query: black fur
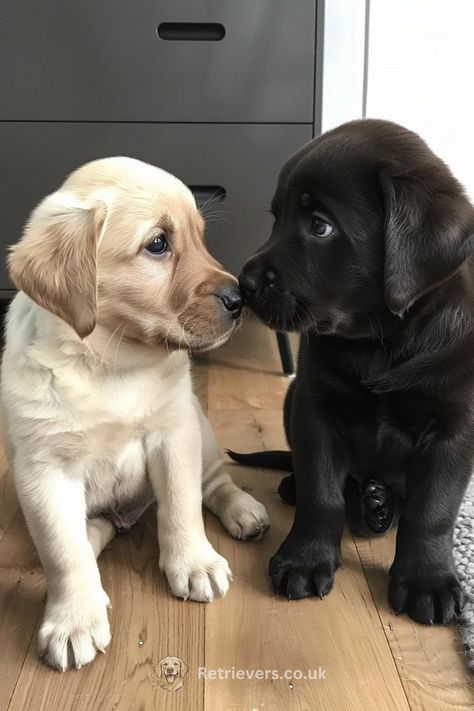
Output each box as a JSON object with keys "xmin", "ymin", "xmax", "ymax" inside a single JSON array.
[
  {"xmin": 233, "ymin": 119, "xmax": 474, "ymax": 624},
  {"xmin": 226, "ymin": 449, "xmax": 292, "ymax": 471}
]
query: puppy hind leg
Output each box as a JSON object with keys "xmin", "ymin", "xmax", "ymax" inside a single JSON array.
[
  {"xmin": 87, "ymin": 517, "xmax": 116, "ymax": 558},
  {"xmin": 196, "ymin": 397, "xmax": 270, "ymax": 540},
  {"xmin": 360, "ymin": 477, "xmax": 397, "ymax": 534},
  {"xmin": 203, "ymin": 459, "xmax": 270, "ymax": 540},
  {"xmin": 344, "ymin": 476, "xmax": 397, "ymax": 537}
]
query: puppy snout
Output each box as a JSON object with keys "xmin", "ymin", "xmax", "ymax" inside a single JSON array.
[
  {"xmin": 216, "ymin": 284, "xmax": 242, "ymax": 320},
  {"xmin": 240, "ymin": 264, "xmax": 277, "ymax": 298},
  {"xmin": 239, "ymin": 271, "xmax": 260, "ymax": 294}
]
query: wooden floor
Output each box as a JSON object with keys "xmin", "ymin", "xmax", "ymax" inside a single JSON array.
[{"xmin": 1, "ymin": 316, "xmax": 473, "ymax": 710}]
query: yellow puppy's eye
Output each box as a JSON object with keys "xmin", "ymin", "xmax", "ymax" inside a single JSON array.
[{"xmin": 144, "ymin": 234, "xmax": 168, "ymax": 256}]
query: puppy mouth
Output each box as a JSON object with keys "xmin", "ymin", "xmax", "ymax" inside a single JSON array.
[
  {"xmin": 243, "ymin": 290, "xmax": 307, "ymax": 332},
  {"xmin": 171, "ymin": 292, "xmax": 242, "ymax": 351},
  {"xmin": 242, "ymin": 288, "xmax": 298, "ymax": 331},
  {"xmin": 244, "ymin": 291, "xmax": 339, "ymax": 335},
  {"xmin": 163, "ymin": 319, "xmax": 238, "ymax": 353},
  {"xmin": 189, "ymin": 323, "xmax": 238, "ymax": 352}
]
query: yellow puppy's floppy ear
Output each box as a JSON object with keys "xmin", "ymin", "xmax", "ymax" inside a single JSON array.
[
  {"xmin": 179, "ymin": 658, "xmax": 188, "ymax": 677},
  {"xmin": 8, "ymin": 190, "xmax": 110, "ymax": 338}
]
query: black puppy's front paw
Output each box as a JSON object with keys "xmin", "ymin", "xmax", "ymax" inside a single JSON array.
[
  {"xmin": 269, "ymin": 536, "xmax": 341, "ymax": 600},
  {"xmin": 389, "ymin": 568, "xmax": 464, "ymax": 624}
]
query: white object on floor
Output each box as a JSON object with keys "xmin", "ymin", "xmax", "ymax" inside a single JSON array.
[{"xmin": 454, "ymin": 475, "xmax": 474, "ymax": 670}]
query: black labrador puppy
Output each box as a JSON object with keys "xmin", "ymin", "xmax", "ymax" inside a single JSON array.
[{"xmin": 229, "ymin": 119, "xmax": 474, "ymax": 625}]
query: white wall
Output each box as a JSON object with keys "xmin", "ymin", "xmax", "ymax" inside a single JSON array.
[
  {"xmin": 366, "ymin": 0, "xmax": 474, "ymax": 198},
  {"xmin": 321, "ymin": 0, "xmax": 367, "ymax": 132}
]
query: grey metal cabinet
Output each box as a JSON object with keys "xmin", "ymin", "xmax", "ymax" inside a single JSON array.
[
  {"xmin": 0, "ymin": 0, "xmax": 321, "ymax": 294},
  {"xmin": 0, "ymin": 0, "xmax": 316, "ymax": 123},
  {"xmin": 0, "ymin": 122, "xmax": 312, "ymax": 284}
]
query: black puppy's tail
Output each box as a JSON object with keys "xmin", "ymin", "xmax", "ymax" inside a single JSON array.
[{"xmin": 226, "ymin": 449, "xmax": 292, "ymax": 472}]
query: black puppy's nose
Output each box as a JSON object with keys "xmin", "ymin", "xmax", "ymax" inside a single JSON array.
[
  {"xmin": 239, "ymin": 272, "xmax": 259, "ymax": 293},
  {"xmin": 216, "ymin": 285, "xmax": 242, "ymax": 319}
]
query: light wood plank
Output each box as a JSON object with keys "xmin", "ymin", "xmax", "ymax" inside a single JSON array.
[
  {"xmin": 8, "ymin": 509, "xmax": 206, "ymax": 711},
  {"xmin": 0, "ymin": 567, "xmax": 44, "ymax": 710},
  {"xmin": 355, "ymin": 534, "xmax": 474, "ymax": 709},
  {"xmin": 207, "ymin": 315, "xmax": 294, "ymax": 411},
  {"xmin": 204, "ymin": 409, "xmax": 410, "ymax": 711},
  {"xmin": 1, "ymin": 316, "xmax": 472, "ymax": 710},
  {"xmin": 0, "ymin": 505, "xmax": 44, "ymax": 709}
]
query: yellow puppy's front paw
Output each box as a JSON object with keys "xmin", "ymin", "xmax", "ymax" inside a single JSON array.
[
  {"xmin": 161, "ymin": 544, "xmax": 232, "ymax": 602},
  {"xmin": 38, "ymin": 587, "xmax": 111, "ymax": 671}
]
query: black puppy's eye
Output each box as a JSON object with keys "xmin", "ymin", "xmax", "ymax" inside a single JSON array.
[
  {"xmin": 144, "ymin": 233, "xmax": 168, "ymax": 256},
  {"xmin": 311, "ymin": 214, "xmax": 334, "ymax": 238}
]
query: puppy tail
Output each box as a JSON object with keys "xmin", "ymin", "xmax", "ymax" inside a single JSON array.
[{"xmin": 226, "ymin": 449, "xmax": 292, "ymax": 472}]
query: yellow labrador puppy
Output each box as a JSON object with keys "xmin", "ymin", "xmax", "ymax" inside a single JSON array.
[{"xmin": 1, "ymin": 157, "xmax": 269, "ymax": 671}]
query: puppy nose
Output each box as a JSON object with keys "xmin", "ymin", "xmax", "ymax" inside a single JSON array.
[
  {"xmin": 239, "ymin": 272, "xmax": 259, "ymax": 293},
  {"xmin": 216, "ymin": 285, "xmax": 242, "ymax": 320}
]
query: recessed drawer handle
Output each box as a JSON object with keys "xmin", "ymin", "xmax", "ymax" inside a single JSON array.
[
  {"xmin": 157, "ymin": 23, "xmax": 225, "ymax": 41},
  {"xmin": 189, "ymin": 185, "xmax": 227, "ymax": 206}
]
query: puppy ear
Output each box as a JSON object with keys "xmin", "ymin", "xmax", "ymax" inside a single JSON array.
[
  {"xmin": 156, "ymin": 662, "xmax": 163, "ymax": 678},
  {"xmin": 7, "ymin": 190, "xmax": 109, "ymax": 338},
  {"xmin": 179, "ymin": 659, "xmax": 188, "ymax": 677},
  {"xmin": 380, "ymin": 169, "xmax": 474, "ymax": 316}
]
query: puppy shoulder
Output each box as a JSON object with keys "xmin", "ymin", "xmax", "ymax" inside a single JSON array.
[{"xmin": 3, "ymin": 292, "xmax": 39, "ymax": 356}]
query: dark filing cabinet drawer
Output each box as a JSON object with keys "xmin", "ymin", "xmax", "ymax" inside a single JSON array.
[
  {"xmin": 0, "ymin": 121, "xmax": 312, "ymax": 289},
  {"xmin": 0, "ymin": 0, "xmax": 316, "ymax": 123}
]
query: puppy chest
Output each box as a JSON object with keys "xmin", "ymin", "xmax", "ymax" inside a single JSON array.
[
  {"xmin": 347, "ymin": 392, "xmax": 457, "ymax": 476},
  {"xmin": 84, "ymin": 431, "xmax": 149, "ymax": 514}
]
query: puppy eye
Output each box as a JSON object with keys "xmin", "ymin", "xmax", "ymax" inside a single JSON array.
[
  {"xmin": 144, "ymin": 233, "xmax": 168, "ymax": 256},
  {"xmin": 311, "ymin": 214, "xmax": 334, "ymax": 238}
]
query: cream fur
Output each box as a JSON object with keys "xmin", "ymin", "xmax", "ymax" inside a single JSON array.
[{"xmin": 1, "ymin": 157, "xmax": 269, "ymax": 671}]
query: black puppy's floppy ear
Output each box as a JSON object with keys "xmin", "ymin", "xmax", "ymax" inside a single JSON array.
[{"xmin": 380, "ymin": 169, "xmax": 474, "ymax": 316}]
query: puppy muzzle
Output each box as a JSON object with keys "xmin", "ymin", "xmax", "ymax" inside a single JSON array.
[{"xmin": 239, "ymin": 265, "xmax": 298, "ymax": 329}]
